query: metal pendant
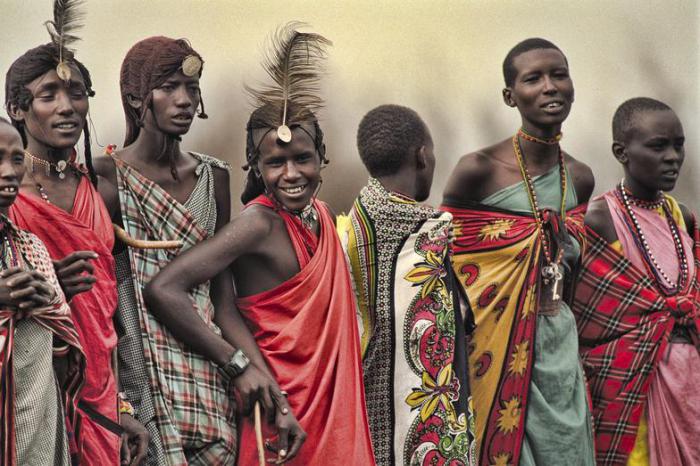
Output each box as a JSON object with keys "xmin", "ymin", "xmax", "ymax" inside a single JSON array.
[
  {"xmin": 277, "ymin": 125, "xmax": 292, "ymax": 143},
  {"xmin": 56, "ymin": 160, "xmax": 68, "ymax": 179},
  {"xmin": 181, "ymin": 55, "xmax": 203, "ymax": 77},
  {"xmin": 56, "ymin": 61, "xmax": 72, "ymax": 81}
]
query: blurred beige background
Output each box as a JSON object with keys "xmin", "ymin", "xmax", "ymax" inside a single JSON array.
[{"xmin": 2, "ymin": 0, "xmax": 698, "ymax": 214}]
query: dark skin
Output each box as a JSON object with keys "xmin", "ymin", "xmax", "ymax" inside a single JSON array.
[
  {"xmin": 585, "ymin": 109, "xmax": 692, "ymax": 242},
  {"xmin": 145, "ymin": 126, "xmax": 326, "ymax": 463},
  {"xmin": 377, "ymin": 127, "xmax": 436, "ymax": 203},
  {"xmin": 94, "ymin": 71, "xmax": 299, "ymax": 462},
  {"xmin": 8, "ymin": 65, "xmax": 149, "ymax": 465},
  {"xmin": 443, "ymin": 48, "xmax": 594, "ymax": 206}
]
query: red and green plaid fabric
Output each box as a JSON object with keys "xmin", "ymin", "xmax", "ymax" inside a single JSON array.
[
  {"xmin": 572, "ymin": 225, "xmax": 700, "ymax": 465},
  {"xmin": 115, "ymin": 158, "xmax": 236, "ymax": 465}
]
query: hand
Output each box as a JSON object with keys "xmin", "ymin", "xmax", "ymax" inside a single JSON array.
[
  {"xmin": 232, "ymin": 365, "xmax": 289, "ymax": 422},
  {"xmin": 264, "ymin": 399, "xmax": 306, "ymax": 465},
  {"xmin": 0, "ymin": 267, "xmax": 56, "ymax": 314},
  {"xmin": 119, "ymin": 413, "xmax": 149, "ymax": 466},
  {"xmin": 53, "ymin": 251, "xmax": 98, "ymax": 301}
]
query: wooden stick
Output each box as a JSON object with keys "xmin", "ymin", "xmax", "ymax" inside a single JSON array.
[
  {"xmin": 254, "ymin": 401, "xmax": 265, "ymax": 466},
  {"xmin": 113, "ymin": 224, "xmax": 182, "ymax": 250}
]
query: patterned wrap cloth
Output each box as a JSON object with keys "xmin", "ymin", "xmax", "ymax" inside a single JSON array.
[
  {"xmin": 572, "ymin": 190, "xmax": 700, "ymax": 466},
  {"xmin": 0, "ymin": 216, "xmax": 85, "ymax": 466},
  {"xmin": 441, "ymin": 193, "xmax": 589, "ymax": 466},
  {"xmin": 114, "ymin": 153, "xmax": 236, "ymax": 465},
  {"xmin": 10, "ymin": 175, "xmax": 120, "ymax": 465},
  {"xmin": 236, "ymin": 195, "xmax": 376, "ymax": 466},
  {"xmin": 338, "ymin": 178, "xmax": 475, "ymax": 466}
]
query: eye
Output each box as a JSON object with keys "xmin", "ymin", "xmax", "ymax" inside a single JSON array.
[
  {"xmin": 265, "ymin": 158, "xmax": 284, "ymax": 167},
  {"xmin": 12, "ymin": 154, "xmax": 25, "ymax": 164},
  {"xmin": 159, "ymin": 84, "xmax": 175, "ymax": 92},
  {"xmin": 36, "ymin": 92, "xmax": 56, "ymax": 101},
  {"xmin": 553, "ymin": 70, "xmax": 569, "ymax": 79}
]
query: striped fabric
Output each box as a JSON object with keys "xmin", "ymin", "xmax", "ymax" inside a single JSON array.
[
  {"xmin": 115, "ymin": 154, "xmax": 236, "ymax": 465},
  {"xmin": 0, "ymin": 217, "xmax": 85, "ymax": 466}
]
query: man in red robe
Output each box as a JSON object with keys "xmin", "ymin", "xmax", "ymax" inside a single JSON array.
[{"xmin": 144, "ymin": 24, "xmax": 376, "ymax": 465}]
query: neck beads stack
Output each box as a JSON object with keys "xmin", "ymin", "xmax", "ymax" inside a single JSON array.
[
  {"xmin": 617, "ymin": 179, "xmax": 688, "ymax": 295},
  {"xmin": 23, "ymin": 150, "xmax": 85, "ymax": 204},
  {"xmin": 512, "ymin": 128, "xmax": 567, "ymax": 305}
]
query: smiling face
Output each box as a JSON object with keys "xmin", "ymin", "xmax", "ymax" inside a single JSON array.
[
  {"xmin": 145, "ymin": 70, "xmax": 201, "ymax": 137},
  {"xmin": 617, "ymin": 109, "xmax": 685, "ymax": 197},
  {"xmin": 255, "ymin": 126, "xmax": 321, "ymax": 211},
  {"xmin": 11, "ymin": 65, "xmax": 88, "ymax": 151},
  {"xmin": 504, "ymin": 48, "xmax": 574, "ymax": 131},
  {"xmin": 0, "ymin": 123, "xmax": 26, "ymax": 213}
]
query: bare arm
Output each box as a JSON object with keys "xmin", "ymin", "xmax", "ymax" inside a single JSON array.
[
  {"xmin": 442, "ymin": 152, "xmax": 493, "ymax": 205},
  {"xmin": 565, "ymin": 155, "xmax": 595, "ymax": 204},
  {"xmin": 584, "ymin": 197, "xmax": 618, "ymax": 243}
]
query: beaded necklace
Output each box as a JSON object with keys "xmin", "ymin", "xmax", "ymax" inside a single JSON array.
[
  {"xmin": 24, "ymin": 150, "xmax": 78, "ymax": 180},
  {"xmin": 616, "ymin": 180, "xmax": 688, "ymax": 295},
  {"xmin": 512, "ymin": 133, "xmax": 567, "ymax": 304},
  {"xmin": 518, "ymin": 127, "xmax": 562, "ymax": 146}
]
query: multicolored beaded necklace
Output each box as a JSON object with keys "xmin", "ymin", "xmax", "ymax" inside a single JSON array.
[
  {"xmin": 512, "ymin": 131, "xmax": 567, "ymax": 303},
  {"xmin": 518, "ymin": 127, "xmax": 562, "ymax": 145},
  {"xmin": 616, "ymin": 179, "xmax": 688, "ymax": 295}
]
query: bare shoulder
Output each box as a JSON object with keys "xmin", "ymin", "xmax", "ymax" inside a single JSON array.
[
  {"xmin": 584, "ymin": 196, "xmax": 617, "ymax": 243},
  {"xmin": 92, "ymin": 155, "xmax": 117, "ymax": 185},
  {"xmin": 564, "ymin": 152, "xmax": 595, "ymax": 203},
  {"xmin": 443, "ymin": 148, "xmax": 496, "ymax": 203},
  {"xmin": 678, "ymin": 202, "xmax": 695, "ymax": 235}
]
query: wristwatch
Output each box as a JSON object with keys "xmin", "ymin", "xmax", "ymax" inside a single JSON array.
[{"xmin": 219, "ymin": 349, "xmax": 250, "ymax": 379}]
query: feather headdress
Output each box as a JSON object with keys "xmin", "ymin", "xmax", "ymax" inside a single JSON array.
[
  {"xmin": 246, "ymin": 21, "xmax": 332, "ymax": 143},
  {"xmin": 44, "ymin": 0, "xmax": 86, "ymax": 81}
]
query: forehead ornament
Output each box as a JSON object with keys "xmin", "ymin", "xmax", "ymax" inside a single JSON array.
[
  {"xmin": 182, "ymin": 55, "xmax": 202, "ymax": 77},
  {"xmin": 56, "ymin": 61, "xmax": 72, "ymax": 81}
]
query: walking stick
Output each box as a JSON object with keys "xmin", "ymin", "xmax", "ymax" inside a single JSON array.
[
  {"xmin": 113, "ymin": 224, "xmax": 182, "ymax": 249},
  {"xmin": 254, "ymin": 401, "xmax": 265, "ymax": 466}
]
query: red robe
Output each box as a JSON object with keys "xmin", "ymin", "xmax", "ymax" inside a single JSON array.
[
  {"xmin": 235, "ymin": 196, "xmax": 376, "ymax": 466},
  {"xmin": 10, "ymin": 176, "xmax": 120, "ymax": 465}
]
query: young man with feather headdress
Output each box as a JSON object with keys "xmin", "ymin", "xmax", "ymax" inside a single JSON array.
[
  {"xmin": 145, "ymin": 23, "xmax": 376, "ymax": 465},
  {"xmin": 5, "ymin": 1, "xmax": 148, "ymax": 464}
]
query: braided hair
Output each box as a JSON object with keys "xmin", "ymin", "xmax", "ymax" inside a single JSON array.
[
  {"xmin": 4, "ymin": 43, "xmax": 98, "ymax": 185},
  {"xmin": 241, "ymin": 102, "xmax": 327, "ymax": 205}
]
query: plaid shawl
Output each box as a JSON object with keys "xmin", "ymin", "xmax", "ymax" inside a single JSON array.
[
  {"xmin": 0, "ymin": 219, "xmax": 85, "ymax": 466},
  {"xmin": 115, "ymin": 157, "xmax": 236, "ymax": 465},
  {"xmin": 572, "ymin": 223, "xmax": 700, "ymax": 466},
  {"xmin": 441, "ymin": 202, "xmax": 586, "ymax": 466}
]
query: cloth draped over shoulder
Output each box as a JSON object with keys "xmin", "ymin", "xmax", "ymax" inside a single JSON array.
[
  {"xmin": 441, "ymin": 197, "xmax": 587, "ymax": 466},
  {"xmin": 235, "ymin": 195, "xmax": 375, "ymax": 466},
  {"xmin": 10, "ymin": 175, "xmax": 120, "ymax": 465},
  {"xmin": 571, "ymin": 190, "xmax": 700, "ymax": 466},
  {"xmin": 338, "ymin": 178, "xmax": 475, "ymax": 466},
  {"xmin": 0, "ymin": 217, "xmax": 85, "ymax": 466},
  {"xmin": 114, "ymin": 153, "xmax": 237, "ymax": 465}
]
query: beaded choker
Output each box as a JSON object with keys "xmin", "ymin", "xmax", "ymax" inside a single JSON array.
[
  {"xmin": 518, "ymin": 127, "xmax": 562, "ymax": 145},
  {"xmin": 617, "ymin": 180, "xmax": 688, "ymax": 295},
  {"xmin": 24, "ymin": 150, "xmax": 78, "ymax": 180},
  {"xmin": 620, "ymin": 184, "xmax": 665, "ymax": 210},
  {"xmin": 512, "ymin": 134, "xmax": 567, "ymax": 307}
]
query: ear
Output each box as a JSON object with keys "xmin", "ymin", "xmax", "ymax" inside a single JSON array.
[
  {"xmin": 7, "ymin": 103, "xmax": 25, "ymax": 122},
  {"xmin": 502, "ymin": 87, "xmax": 516, "ymax": 107},
  {"xmin": 416, "ymin": 145, "xmax": 428, "ymax": 170},
  {"xmin": 126, "ymin": 95, "xmax": 142, "ymax": 110},
  {"xmin": 612, "ymin": 141, "xmax": 628, "ymax": 164}
]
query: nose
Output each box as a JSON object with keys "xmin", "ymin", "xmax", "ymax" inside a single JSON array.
[
  {"xmin": 283, "ymin": 160, "xmax": 301, "ymax": 180},
  {"xmin": 0, "ymin": 159, "xmax": 18, "ymax": 180},
  {"xmin": 542, "ymin": 75, "xmax": 557, "ymax": 94},
  {"xmin": 174, "ymin": 85, "xmax": 193, "ymax": 108},
  {"xmin": 55, "ymin": 90, "xmax": 76, "ymax": 116}
]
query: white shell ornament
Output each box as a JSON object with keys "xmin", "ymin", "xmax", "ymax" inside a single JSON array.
[
  {"xmin": 181, "ymin": 55, "xmax": 202, "ymax": 77},
  {"xmin": 56, "ymin": 61, "xmax": 72, "ymax": 81},
  {"xmin": 277, "ymin": 125, "xmax": 292, "ymax": 143}
]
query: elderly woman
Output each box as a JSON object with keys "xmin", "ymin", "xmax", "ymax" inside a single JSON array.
[{"xmin": 441, "ymin": 38, "xmax": 595, "ymax": 466}]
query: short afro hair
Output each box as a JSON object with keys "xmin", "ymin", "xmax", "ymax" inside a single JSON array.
[
  {"xmin": 503, "ymin": 38, "xmax": 566, "ymax": 87},
  {"xmin": 612, "ymin": 97, "xmax": 673, "ymax": 142},
  {"xmin": 356, "ymin": 104, "xmax": 428, "ymax": 178}
]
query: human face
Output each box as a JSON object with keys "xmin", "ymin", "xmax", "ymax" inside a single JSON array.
[
  {"xmin": 618, "ymin": 110, "xmax": 685, "ymax": 197},
  {"xmin": 149, "ymin": 70, "xmax": 201, "ymax": 137},
  {"xmin": 0, "ymin": 124, "xmax": 26, "ymax": 213},
  {"xmin": 504, "ymin": 48, "xmax": 574, "ymax": 132},
  {"xmin": 415, "ymin": 129, "xmax": 435, "ymax": 202},
  {"xmin": 255, "ymin": 126, "xmax": 321, "ymax": 211},
  {"xmin": 14, "ymin": 65, "xmax": 88, "ymax": 151}
]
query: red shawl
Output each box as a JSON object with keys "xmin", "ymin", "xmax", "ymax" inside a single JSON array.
[
  {"xmin": 0, "ymin": 220, "xmax": 85, "ymax": 466},
  {"xmin": 572, "ymin": 224, "xmax": 700, "ymax": 465},
  {"xmin": 9, "ymin": 176, "xmax": 120, "ymax": 465},
  {"xmin": 441, "ymin": 202, "xmax": 586, "ymax": 466},
  {"xmin": 235, "ymin": 195, "xmax": 375, "ymax": 466}
]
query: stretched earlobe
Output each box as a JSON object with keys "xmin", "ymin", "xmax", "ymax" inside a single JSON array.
[
  {"xmin": 7, "ymin": 103, "xmax": 24, "ymax": 122},
  {"xmin": 126, "ymin": 95, "xmax": 142, "ymax": 110}
]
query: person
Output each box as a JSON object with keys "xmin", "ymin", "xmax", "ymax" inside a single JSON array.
[
  {"xmin": 93, "ymin": 36, "xmax": 238, "ymax": 465},
  {"xmin": 145, "ymin": 24, "xmax": 376, "ymax": 465},
  {"xmin": 338, "ymin": 104, "xmax": 475, "ymax": 465},
  {"xmin": 572, "ymin": 97, "xmax": 700, "ymax": 466},
  {"xmin": 4, "ymin": 3, "xmax": 147, "ymax": 463},
  {"xmin": 441, "ymin": 38, "xmax": 596, "ymax": 465},
  {"xmin": 0, "ymin": 117, "xmax": 85, "ymax": 466}
]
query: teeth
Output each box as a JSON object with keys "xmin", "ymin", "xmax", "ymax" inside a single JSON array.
[
  {"xmin": 282, "ymin": 185, "xmax": 305, "ymax": 194},
  {"xmin": 1, "ymin": 187, "xmax": 16, "ymax": 193},
  {"xmin": 547, "ymin": 102, "xmax": 561, "ymax": 108},
  {"xmin": 56, "ymin": 123, "xmax": 76, "ymax": 129}
]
